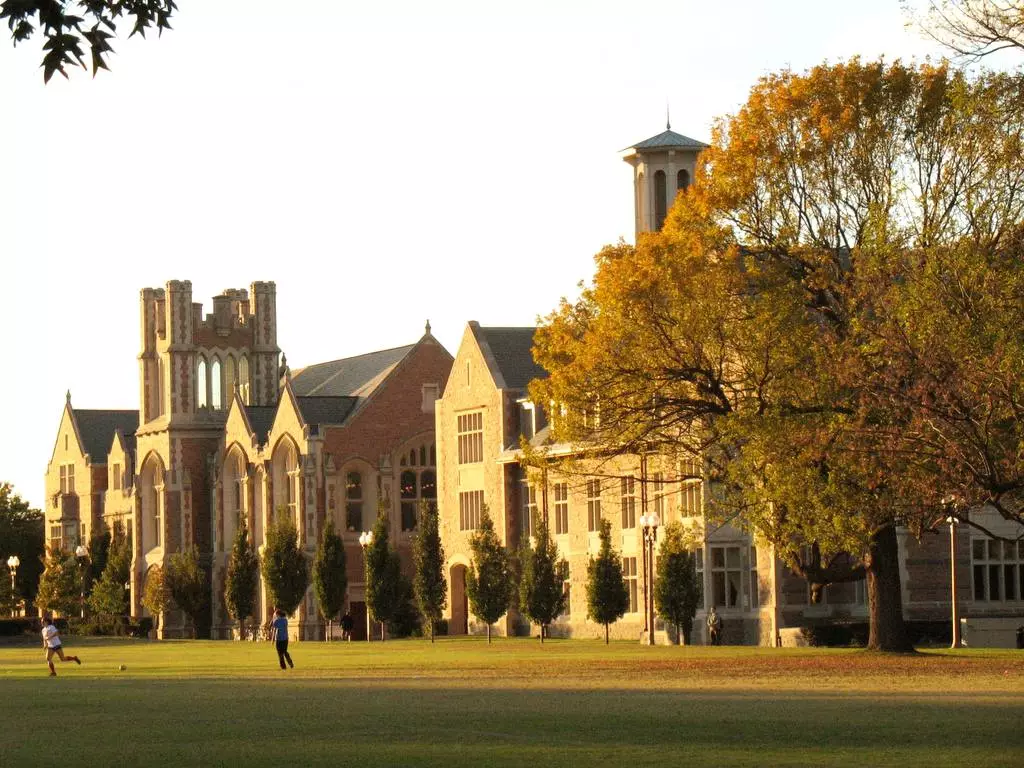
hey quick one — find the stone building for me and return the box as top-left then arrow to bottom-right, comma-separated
45,280 -> 452,638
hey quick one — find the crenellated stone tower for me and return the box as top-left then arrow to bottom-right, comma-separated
131,281 -> 280,636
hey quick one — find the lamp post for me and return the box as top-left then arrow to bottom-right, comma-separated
941,496 -> 962,649
639,511 -> 660,646
6,555 -> 19,617
358,530 -> 373,641
74,544 -> 89,619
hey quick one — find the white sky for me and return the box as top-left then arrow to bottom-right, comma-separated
0,1 -> 986,508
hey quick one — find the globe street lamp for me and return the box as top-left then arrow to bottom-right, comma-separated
6,555 -> 19,616
358,530 -> 374,641
75,544 -> 89,618
639,511 -> 660,646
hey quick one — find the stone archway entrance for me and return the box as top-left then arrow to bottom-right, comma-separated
450,564 -> 468,635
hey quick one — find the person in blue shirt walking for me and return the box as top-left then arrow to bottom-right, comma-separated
270,609 -> 294,670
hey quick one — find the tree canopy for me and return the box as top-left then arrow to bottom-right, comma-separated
518,516 -> 567,642
906,1 -> 1024,60
1,0 -> 176,82
532,60 -> 1024,651
0,482 -> 44,606
585,518 -> 630,644
224,519 -> 260,640
261,513 -> 309,617
466,509 -> 513,642
413,501 -> 447,642
312,516 -> 347,641
653,522 -> 702,645
363,510 -> 404,641
166,547 -> 208,639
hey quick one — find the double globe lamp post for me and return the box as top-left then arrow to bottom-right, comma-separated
638,511 -> 660,646
6,555 -> 19,617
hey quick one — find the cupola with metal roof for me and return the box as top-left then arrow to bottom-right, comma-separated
622,115 -> 709,238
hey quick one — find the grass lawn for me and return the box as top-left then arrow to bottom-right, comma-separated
1,638 -> 1021,767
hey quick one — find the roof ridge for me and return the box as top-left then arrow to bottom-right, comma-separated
293,343 -> 416,371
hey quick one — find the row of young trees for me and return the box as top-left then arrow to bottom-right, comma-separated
214,503 -> 450,642
466,510 -> 701,644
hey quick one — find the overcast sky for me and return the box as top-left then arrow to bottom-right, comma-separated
0,1 -> 996,509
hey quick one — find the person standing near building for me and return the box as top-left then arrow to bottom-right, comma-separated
41,614 -> 81,676
706,606 -> 722,646
270,609 -> 294,670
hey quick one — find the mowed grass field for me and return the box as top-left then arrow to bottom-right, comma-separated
1,638 -> 1022,767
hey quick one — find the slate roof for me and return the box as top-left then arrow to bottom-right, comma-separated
296,396 -> 358,429
290,345 -> 415,398
242,404 -> 277,445
72,409 -> 139,463
626,129 -> 709,151
475,326 -> 548,391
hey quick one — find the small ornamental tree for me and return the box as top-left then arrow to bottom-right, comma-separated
519,517 -> 568,643
86,530 -> 132,631
466,509 -> 513,643
0,570 -> 14,617
35,548 -> 83,617
364,511 -> 403,641
87,525 -> 112,583
312,517 -> 347,641
142,565 -> 172,636
261,512 -> 309,617
167,548 -> 208,639
224,519 -> 259,641
586,518 -> 630,644
653,522 -> 702,645
413,501 -> 447,642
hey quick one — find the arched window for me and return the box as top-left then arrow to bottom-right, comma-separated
345,471 -> 363,531
400,470 -> 418,532
677,169 -> 690,193
654,170 -> 667,230
224,355 -> 236,402
421,470 -> 436,507
211,358 -> 223,410
238,356 -> 250,405
196,356 -> 208,409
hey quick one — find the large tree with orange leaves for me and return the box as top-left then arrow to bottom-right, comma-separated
532,60 -> 1024,651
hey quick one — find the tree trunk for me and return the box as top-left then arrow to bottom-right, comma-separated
605,622 -> 609,645
487,623 -> 491,644
239,617 -> 245,642
540,624 -> 545,644
327,619 -> 332,643
430,620 -> 435,643
380,622 -> 385,642
865,524 -> 914,653
676,622 -> 682,645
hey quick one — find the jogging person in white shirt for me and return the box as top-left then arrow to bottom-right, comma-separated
41,614 -> 81,676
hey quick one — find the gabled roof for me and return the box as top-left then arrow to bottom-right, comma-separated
474,326 -> 548,391
72,409 -> 139,463
241,404 -> 277,446
295,396 -> 358,429
290,345 -> 415,398
626,129 -> 709,151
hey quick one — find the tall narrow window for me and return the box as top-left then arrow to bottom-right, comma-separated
211,358 -> 223,410
749,546 -> 760,608
677,169 -> 690,193
345,472 -> 363,531
239,356 -> 250,405
586,479 -> 602,532
421,470 -> 437,511
459,490 -> 484,531
153,493 -> 162,548
59,464 -> 75,494
197,357 -> 208,408
654,170 -> 667,230
620,476 -> 636,529
695,549 -> 705,607
624,557 -> 638,612
400,470 -> 418,532
972,538 -> 1022,602
652,472 -> 664,516
521,478 -> 537,538
554,483 -> 569,535
457,412 -> 484,464
112,463 -> 121,491
224,355 -> 236,401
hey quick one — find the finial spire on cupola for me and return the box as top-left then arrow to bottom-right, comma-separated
66,390 -> 71,404
425,319 -> 432,336
666,103 -> 671,131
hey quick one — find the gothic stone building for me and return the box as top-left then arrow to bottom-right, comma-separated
45,280 -> 452,639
